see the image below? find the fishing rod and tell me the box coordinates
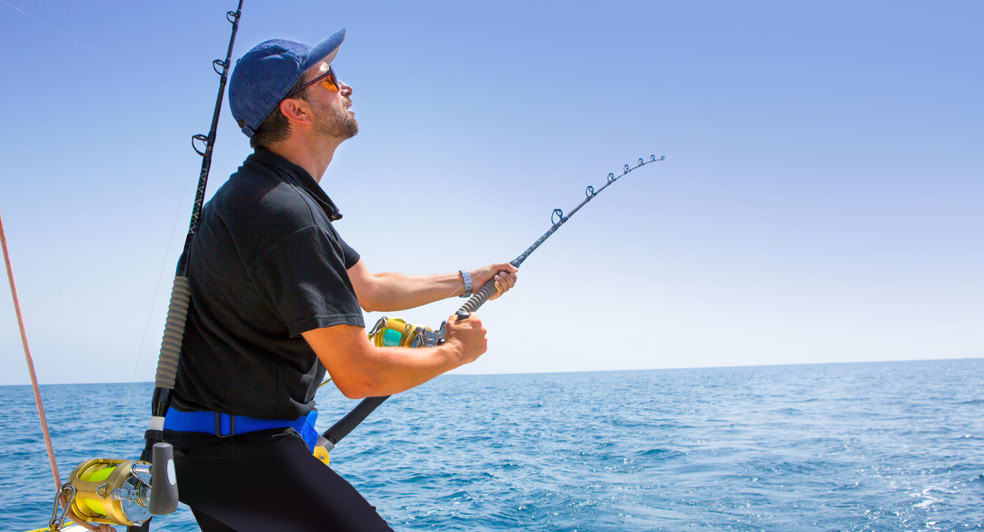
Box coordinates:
[313,153,666,457]
[147,0,243,448]
[17,4,245,532]
[124,4,244,531]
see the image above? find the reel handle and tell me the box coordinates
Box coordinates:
[149,443,178,515]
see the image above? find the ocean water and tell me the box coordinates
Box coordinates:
[2,359,983,531]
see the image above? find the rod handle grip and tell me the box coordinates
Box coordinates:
[455,277,499,317]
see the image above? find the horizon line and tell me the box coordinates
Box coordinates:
[2,355,981,387]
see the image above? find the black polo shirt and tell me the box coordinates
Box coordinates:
[172,147,364,420]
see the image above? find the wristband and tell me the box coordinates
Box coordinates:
[459,270,472,298]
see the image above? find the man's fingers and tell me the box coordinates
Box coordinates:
[489,277,501,300]
[488,271,517,301]
[490,262,517,274]
[469,264,518,301]
[500,262,519,273]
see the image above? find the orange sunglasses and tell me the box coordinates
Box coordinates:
[285,66,339,99]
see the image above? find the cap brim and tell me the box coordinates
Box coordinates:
[302,28,346,71]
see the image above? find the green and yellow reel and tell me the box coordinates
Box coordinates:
[368,316,444,348]
[61,458,153,527]
[41,443,178,531]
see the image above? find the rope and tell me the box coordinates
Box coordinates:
[0,212,61,492]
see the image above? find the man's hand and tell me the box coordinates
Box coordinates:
[443,313,488,364]
[467,263,519,301]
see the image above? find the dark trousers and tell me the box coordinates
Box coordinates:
[163,428,392,532]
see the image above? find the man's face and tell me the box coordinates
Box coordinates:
[303,60,358,140]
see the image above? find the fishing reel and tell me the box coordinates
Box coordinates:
[308,318,445,467]
[368,316,445,348]
[46,443,178,531]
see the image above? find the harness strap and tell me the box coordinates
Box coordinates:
[164,409,319,450]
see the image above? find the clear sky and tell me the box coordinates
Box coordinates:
[1,1,981,385]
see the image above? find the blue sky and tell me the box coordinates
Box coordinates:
[1,1,981,385]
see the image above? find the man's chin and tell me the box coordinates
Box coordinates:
[343,119,359,139]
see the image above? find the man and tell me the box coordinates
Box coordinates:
[162,29,518,531]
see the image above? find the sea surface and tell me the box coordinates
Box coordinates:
[2,359,983,531]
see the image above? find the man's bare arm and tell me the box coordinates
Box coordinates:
[347,259,517,312]
[302,314,487,398]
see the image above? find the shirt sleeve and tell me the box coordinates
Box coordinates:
[248,225,365,337]
[337,234,361,269]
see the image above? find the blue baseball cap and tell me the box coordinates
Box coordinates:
[229,29,346,137]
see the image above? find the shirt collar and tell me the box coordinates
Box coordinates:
[249,147,343,221]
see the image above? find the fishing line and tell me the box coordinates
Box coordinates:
[0,0,55,30]
[0,0,114,58]
[112,192,189,459]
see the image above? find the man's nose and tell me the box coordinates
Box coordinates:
[340,81,353,97]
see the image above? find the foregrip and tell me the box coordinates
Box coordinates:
[456,258,521,319]
[455,278,499,319]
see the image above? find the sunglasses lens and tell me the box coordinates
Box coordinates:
[321,68,340,92]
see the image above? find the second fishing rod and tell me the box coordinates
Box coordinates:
[313,153,666,458]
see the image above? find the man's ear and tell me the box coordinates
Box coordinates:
[280,97,312,128]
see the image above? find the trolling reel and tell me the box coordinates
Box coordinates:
[45,443,178,531]
[309,317,445,466]
[368,316,446,348]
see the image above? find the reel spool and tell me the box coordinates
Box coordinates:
[368,317,444,348]
[47,443,178,530]
[60,458,152,526]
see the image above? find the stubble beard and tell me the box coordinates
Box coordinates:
[314,101,359,140]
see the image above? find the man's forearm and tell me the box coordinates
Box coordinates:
[361,271,463,312]
[304,322,483,399]
[343,342,461,398]
[330,316,487,398]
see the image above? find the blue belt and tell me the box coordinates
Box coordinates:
[164,408,320,451]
